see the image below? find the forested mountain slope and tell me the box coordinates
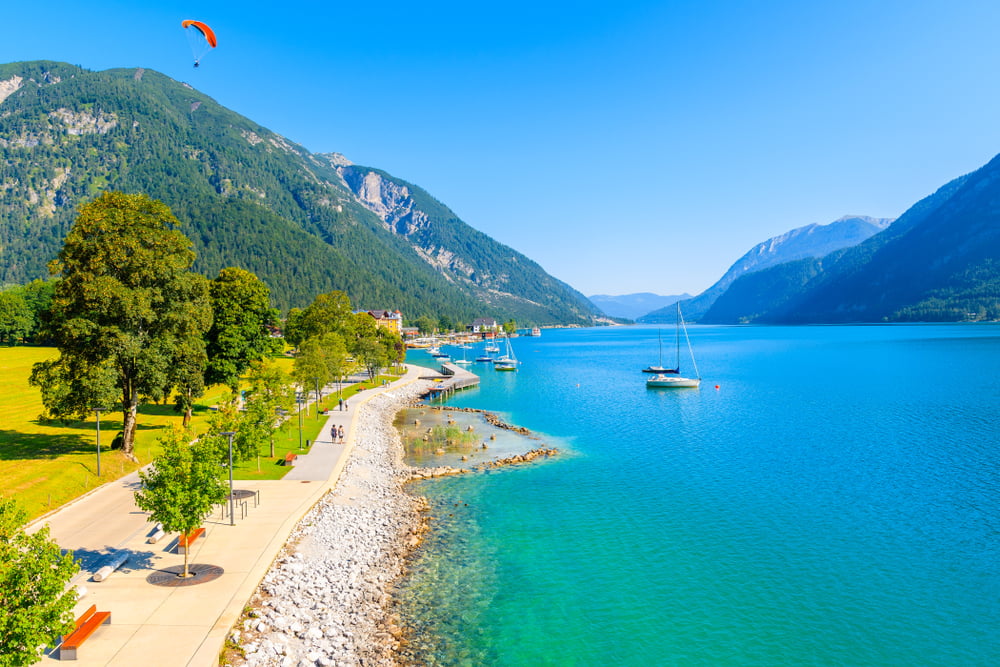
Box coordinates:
[701,160,999,323]
[656,215,891,322]
[0,61,597,324]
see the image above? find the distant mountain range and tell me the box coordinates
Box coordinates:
[642,216,893,322]
[701,155,1000,323]
[0,61,599,326]
[587,292,690,321]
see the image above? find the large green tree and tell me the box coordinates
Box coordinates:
[134,428,228,578]
[283,291,354,348]
[204,267,281,392]
[30,192,212,458]
[0,498,79,667]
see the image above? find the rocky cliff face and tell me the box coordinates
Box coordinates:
[319,154,598,323]
[339,167,432,237]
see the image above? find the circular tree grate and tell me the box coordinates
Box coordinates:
[146,563,224,587]
[228,489,255,501]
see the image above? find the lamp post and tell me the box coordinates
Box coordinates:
[92,407,105,477]
[296,391,304,451]
[221,431,235,526]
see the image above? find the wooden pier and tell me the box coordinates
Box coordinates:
[423,363,480,400]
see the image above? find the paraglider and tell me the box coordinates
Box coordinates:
[182,20,217,67]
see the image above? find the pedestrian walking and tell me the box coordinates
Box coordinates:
[338,425,345,443]
[339,398,344,411]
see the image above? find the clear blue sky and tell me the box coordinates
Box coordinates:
[4,1,1000,297]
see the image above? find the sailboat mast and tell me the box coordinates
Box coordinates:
[675,304,682,370]
[678,303,700,379]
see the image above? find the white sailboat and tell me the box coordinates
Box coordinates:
[454,344,472,365]
[646,304,700,389]
[642,329,672,373]
[493,335,518,371]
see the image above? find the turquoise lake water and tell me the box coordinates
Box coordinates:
[395,325,1000,666]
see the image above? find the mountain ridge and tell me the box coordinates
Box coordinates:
[0,61,598,325]
[642,215,892,322]
[701,159,1000,323]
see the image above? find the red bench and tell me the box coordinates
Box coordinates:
[176,527,205,554]
[60,604,110,660]
[284,451,297,466]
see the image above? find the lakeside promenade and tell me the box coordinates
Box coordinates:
[29,365,429,666]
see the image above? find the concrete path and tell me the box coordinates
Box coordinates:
[31,365,428,666]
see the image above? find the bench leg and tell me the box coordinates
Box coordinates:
[60,646,78,660]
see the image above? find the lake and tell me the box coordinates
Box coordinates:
[394,324,1000,665]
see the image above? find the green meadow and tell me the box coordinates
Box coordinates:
[0,346,395,521]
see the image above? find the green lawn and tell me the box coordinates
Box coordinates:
[0,346,399,521]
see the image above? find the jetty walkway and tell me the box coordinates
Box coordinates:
[28,365,427,666]
[422,362,479,399]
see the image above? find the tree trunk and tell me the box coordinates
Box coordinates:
[121,384,139,461]
[183,541,190,578]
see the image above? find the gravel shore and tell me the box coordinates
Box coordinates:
[229,381,431,667]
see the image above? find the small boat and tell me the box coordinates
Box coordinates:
[485,342,500,353]
[530,326,541,336]
[642,329,672,373]
[493,335,519,371]
[454,346,472,365]
[647,304,700,389]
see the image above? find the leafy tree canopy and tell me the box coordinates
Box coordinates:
[204,266,281,391]
[134,428,227,577]
[0,497,79,667]
[31,192,211,457]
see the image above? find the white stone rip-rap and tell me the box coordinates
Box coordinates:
[233,383,429,667]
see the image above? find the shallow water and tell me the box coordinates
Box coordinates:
[397,326,1000,665]
[395,407,546,469]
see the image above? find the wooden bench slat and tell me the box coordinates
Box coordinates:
[177,527,205,553]
[60,608,110,659]
[75,604,96,626]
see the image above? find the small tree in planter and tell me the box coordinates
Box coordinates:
[0,498,79,667]
[134,428,228,578]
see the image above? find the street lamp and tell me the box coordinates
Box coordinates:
[92,407,105,477]
[221,431,236,526]
[296,391,304,451]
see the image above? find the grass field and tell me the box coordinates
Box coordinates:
[0,346,398,521]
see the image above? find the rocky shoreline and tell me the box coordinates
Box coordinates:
[228,383,430,667]
[227,381,558,666]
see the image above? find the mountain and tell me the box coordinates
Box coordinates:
[587,292,690,321]
[641,216,892,322]
[0,61,599,325]
[701,156,1000,323]
[331,161,599,325]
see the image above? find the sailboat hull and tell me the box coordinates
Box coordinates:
[646,375,700,388]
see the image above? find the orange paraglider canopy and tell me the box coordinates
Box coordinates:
[182,20,217,48]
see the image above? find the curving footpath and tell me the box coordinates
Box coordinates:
[30,364,429,666]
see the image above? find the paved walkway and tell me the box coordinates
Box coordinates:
[30,365,429,666]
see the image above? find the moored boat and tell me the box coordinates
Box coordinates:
[646,304,700,389]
